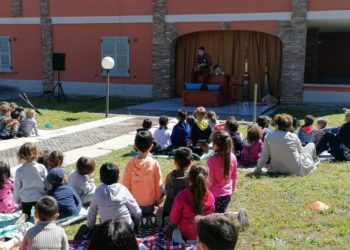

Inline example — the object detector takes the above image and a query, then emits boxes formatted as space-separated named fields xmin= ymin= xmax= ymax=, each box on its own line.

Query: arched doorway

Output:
xmin=175 ymin=30 xmax=283 ymax=101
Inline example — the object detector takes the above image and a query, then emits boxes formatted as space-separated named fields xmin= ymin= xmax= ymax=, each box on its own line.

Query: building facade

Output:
xmin=0 ymin=0 xmax=350 ymax=104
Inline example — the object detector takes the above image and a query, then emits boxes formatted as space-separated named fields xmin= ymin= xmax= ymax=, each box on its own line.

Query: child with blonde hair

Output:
xmin=14 ymin=143 xmax=47 ymax=220
xmin=19 ymin=109 xmax=38 ymax=137
xmin=191 ymin=107 xmax=212 ymax=153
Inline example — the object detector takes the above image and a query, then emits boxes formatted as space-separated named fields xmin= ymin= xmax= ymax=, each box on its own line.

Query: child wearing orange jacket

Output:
xmin=123 ymin=130 xmax=163 ymax=215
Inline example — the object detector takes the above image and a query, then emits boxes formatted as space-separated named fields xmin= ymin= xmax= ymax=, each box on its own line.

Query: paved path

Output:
xmin=0 ymin=116 xmax=158 ymax=167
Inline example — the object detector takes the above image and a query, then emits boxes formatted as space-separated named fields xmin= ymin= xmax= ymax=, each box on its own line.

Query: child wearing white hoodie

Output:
xmin=87 ymin=163 xmax=142 ymax=230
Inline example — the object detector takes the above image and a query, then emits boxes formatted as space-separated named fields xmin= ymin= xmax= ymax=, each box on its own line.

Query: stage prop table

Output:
xmin=182 ymin=75 xmax=238 ymax=107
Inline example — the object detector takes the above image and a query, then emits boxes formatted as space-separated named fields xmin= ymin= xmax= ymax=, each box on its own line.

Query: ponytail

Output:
xmin=211 ymin=131 xmax=233 ymax=179
xmin=189 ymin=164 xmax=209 ymax=214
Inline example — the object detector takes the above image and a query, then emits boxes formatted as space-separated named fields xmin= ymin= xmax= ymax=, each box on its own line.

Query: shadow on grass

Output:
xmin=245 ymin=172 xmax=291 ymax=179
xmin=10 ymin=94 xmax=144 ymax=114
xmin=64 ymin=118 xmax=79 ymax=122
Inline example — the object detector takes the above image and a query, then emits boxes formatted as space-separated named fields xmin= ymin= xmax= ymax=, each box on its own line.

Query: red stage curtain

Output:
xmin=175 ymin=31 xmax=282 ymax=100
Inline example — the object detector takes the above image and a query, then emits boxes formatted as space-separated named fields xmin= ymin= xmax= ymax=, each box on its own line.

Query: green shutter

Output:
xmin=0 ymin=37 xmax=12 ymax=73
xmin=101 ymin=36 xmax=129 ymax=77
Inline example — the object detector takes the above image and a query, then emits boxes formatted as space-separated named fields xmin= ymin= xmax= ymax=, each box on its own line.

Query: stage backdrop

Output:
xmin=176 ymin=30 xmax=282 ymax=100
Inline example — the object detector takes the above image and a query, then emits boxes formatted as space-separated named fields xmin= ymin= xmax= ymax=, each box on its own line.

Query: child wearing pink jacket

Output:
xmin=207 ymin=131 xmax=238 ymax=213
xmin=0 ymin=161 xmax=18 ymax=214
xmin=239 ymin=125 xmax=264 ymax=166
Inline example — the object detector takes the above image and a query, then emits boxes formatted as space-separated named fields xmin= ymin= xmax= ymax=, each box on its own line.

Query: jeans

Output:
xmin=316 ymin=133 xmax=347 ymax=161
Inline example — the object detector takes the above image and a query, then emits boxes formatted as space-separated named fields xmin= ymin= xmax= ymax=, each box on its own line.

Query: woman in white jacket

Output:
xmin=254 ymin=114 xmax=318 ymax=176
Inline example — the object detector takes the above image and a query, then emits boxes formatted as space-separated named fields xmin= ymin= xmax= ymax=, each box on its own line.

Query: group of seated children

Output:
xmin=0 ymin=101 xmax=38 ymax=140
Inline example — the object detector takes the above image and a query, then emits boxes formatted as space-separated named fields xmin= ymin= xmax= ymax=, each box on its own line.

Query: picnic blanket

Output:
xmin=0 ymin=211 xmax=23 ymax=228
xmin=56 ymin=207 xmax=89 ymax=227
xmin=68 ymin=231 xmax=197 ymax=250
xmin=0 ymin=223 xmax=33 ymax=240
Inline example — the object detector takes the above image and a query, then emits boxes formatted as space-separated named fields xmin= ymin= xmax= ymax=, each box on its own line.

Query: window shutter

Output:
xmin=101 ymin=36 xmax=129 ymax=77
xmin=0 ymin=37 xmax=12 ymax=73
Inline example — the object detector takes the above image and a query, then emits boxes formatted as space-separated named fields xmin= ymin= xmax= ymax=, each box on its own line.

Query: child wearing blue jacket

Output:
xmin=170 ymin=109 xmax=191 ymax=147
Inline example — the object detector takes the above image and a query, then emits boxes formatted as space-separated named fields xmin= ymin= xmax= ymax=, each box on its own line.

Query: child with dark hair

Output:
xmin=208 ymin=131 xmax=237 ymax=213
xmin=37 ymin=149 xmax=51 ymax=169
xmin=87 ymin=163 xmax=141 ymax=230
xmin=19 ymin=196 xmax=69 ymax=250
xmin=196 ymin=213 xmax=239 ymax=250
xmin=239 ymin=125 xmax=264 ymax=166
xmin=170 ymin=164 xmax=215 ymax=242
xmin=0 ymin=110 xmax=22 ymax=139
xmin=186 ymin=115 xmax=196 ymax=128
xmin=14 ymin=143 xmax=47 ymax=220
xmin=191 ymin=107 xmax=212 ymax=153
xmin=68 ymin=157 xmax=96 ymax=206
xmin=0 ymin=102 xmax=11 ymax=134
xmin=171 ymin=109 xmax=191 ymax=147
xmin=123 ymin=131 xmax=163 ymax=216
xmin=47 ymin=168 xmax=81 ymax=219
xmin=137 ymin=119 xmax=153 ymax=133
xmin=298 ymin=115 xmax=316 ymax=145
xmin=225 ymin=117 xmax=243 ymax=159
xmin=0 ymin=161 xmax=18 ymax=214
xmin=48 ymin=150 xmax=64 ymax=170
xmin=291 ymin=116 xmax=300 ymax=133
xmin=163 ymin=147 xmax=192 ymax=218
xmin=257 ymin=115 xmax=272 ymax=140
xmin=153 ymin=116 xmax=171 ymax=149
xmin=88 ymin=220 xmax=140 ymax=250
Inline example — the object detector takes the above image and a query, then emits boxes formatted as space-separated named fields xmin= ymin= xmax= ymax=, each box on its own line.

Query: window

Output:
xmin=101 ymin=36 xmax=130 ymax=77
xmin=0 ymin=36 xmax=12 ymax=73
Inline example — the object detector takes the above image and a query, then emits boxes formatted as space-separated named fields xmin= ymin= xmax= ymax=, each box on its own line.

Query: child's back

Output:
xmin=14 ymin=162 xmax=47 ymax=204
xmin=171 ymin=121 xmax=191 ymax=147
xmin=0 ymin=161 xmax=17 ymax=214
xmin=19 ymin=117 xmax=38 ymax=137
xmin=153 ymin=127 xmax=171 ymax=149
xmin=123 ymin=157 xmax=162 ymax=207
xmin=240 ymin=139 xmax=264 ymax=165
xmin=88 ymin=183 xmax=141 ymax=229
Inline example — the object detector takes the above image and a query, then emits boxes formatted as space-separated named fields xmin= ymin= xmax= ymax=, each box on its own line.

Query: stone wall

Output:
xmin=304 ymin=28 xmax=320 ymax=83
xmin=11 ymin=0 xmax=22 ymax=17
xmin=40 ymin=0 xmax=54 ymax=92
xmin=275 ymin=0 xmax=308 ymax=104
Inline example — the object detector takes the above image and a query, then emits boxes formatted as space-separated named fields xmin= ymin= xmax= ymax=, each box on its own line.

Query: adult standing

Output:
xmin=316 ymin=109 xmax=350 ymax=161
xmin=254 ymin=114 xmax=318 ymax=176
xmin=191 ymin=46 xmax=212 ymax=90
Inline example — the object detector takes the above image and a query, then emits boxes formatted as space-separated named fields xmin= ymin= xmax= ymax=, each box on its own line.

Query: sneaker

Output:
xmin=237 ymin=208 xmax=249 ymax=231
xmin=15 ymin=214 xmax=28 ymax=225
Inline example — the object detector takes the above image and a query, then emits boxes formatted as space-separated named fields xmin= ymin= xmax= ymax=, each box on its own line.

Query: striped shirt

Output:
xmin=19 ymin=221 xmax=68 ymax=250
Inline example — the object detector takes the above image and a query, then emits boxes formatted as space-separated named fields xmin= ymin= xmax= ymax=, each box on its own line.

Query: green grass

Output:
xmin=11 ymin=96 xmax=141 ymax=129
xmin=62 ymin=106 xmax=350 ymax=249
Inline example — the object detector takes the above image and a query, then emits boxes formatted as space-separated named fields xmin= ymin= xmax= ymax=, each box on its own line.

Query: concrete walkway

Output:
xmin=0 ymin=115 xmax=162 ymax=168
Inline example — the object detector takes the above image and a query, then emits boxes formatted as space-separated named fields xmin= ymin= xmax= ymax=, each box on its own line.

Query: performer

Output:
xmin=191 ymin=46 xmax=212 ymax=90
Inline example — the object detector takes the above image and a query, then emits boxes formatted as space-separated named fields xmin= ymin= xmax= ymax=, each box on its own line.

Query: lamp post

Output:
xmin=101 ymin=56 xmax=115 ymax=117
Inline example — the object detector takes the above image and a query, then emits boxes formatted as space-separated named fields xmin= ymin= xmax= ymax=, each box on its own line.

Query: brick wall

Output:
xmin=276 ymin=0 xmax=308 ymax=104
xmin=304 ymin=28 xmax=320 ymax=83
xmin=40 ymin=0 xmax=54 ymax=92
xmin=11 ymin=0 xmax=22 ymax=17
xmin=152 ymin=0 xmax=178 ymax=100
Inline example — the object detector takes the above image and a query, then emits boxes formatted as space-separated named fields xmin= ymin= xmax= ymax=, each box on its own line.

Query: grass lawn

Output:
xmin=10 ymin=95 xmax=141 ymax=129
xmin=62 ymin=106 xmax=349 ymax=249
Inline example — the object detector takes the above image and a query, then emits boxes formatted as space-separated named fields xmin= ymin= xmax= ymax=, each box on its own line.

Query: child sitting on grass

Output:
xmin=239 ymin=125 xmax=264 ymax=166
xmin=171 ymin=109 xmax=191 ymax=147
xmin=0 ymin=161 xmax=18 ymax=214
xmin=153 ymin=116 xmax=171 ymax=150
xmin=196 ymin=213 xmax=239 ymax=250
xmin=257 ymin=115 xmax=273 ymax=140
xmin=123 ymin=131 xmax=163 ymax=215
xmin=313 ymin=117 xmax=328 ymax=144
xmin=208 ymin=131 xmax=237 ymax=213
xmin=163 ymin=147 xmax=192 ymax=219
xmin=19 ymin=196 xmax=69 ymax=250
xmin=207 ymin=111 xmax=219 ymax=131
xmin=48 ymin=150 xmax=64 ymax=171
xmin=170 ymin=164 xmax=215 ymax=242
xmin=88 ymin=163 xmax=141 ymax=230
xmin=88 ymin=220 xmax=141 ymax=250
xmin=191 ymin=107 xmax=212 ymax=153
xmin=19 ymin=109 xmax=38 ymax=137
xmin=14 ymin=143 xmax=47 ymax=220
xmin=225 ymin=117 xmax=243 ymax=159
xmin=298 ymin=115 xmax=316 ymax=145
xmin=47 ymin=168 xmax=81 ymax=219
xmin=68 ymin=157 xmax=96 ymax=206
xmin=137 ymin=118 xmax=153 ymax=133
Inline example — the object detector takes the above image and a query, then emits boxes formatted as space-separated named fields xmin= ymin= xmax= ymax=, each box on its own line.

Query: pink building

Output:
xmin=1 ymin=0 xmax=350 ymax=104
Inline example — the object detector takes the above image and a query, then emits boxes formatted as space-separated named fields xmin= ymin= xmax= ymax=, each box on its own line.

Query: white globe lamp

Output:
xmin=101 ymin=56 xmax=115 ymax=117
